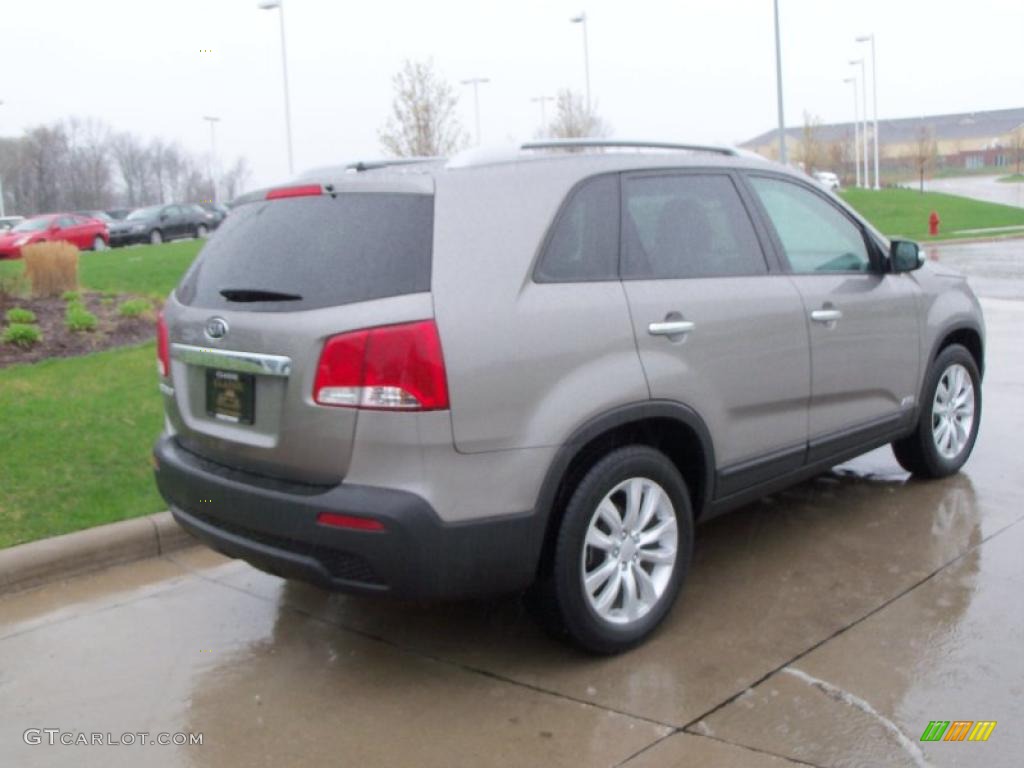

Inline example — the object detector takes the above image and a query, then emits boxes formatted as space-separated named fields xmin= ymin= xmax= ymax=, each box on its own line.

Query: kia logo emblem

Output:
xmin=205 ymin=317 xmax=229 ymax=340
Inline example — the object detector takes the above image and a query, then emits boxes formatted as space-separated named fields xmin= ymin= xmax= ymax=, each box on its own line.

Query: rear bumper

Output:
xmin=153 ymin=435 xmax=542 ymax=599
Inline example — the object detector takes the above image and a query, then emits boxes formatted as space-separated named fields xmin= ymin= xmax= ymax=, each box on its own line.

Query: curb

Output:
xmin=0 ymin=512 xmax=195 ymax=597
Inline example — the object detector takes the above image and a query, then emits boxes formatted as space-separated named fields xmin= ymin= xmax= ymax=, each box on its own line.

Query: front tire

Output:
xmin=92 ymin=236 xmax=106 ymax=251
xmin=196 ymin=224 xmax=208 ymax=238
xmin=535 ymin=446 xmax=694 ymax=654
xmin=149 ymin=229 xmax=163 ymax=245
xmin=892 ymin=344 xmax=981 ymax=478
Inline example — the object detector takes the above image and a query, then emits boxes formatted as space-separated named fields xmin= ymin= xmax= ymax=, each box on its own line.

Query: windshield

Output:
xmin=176 ymin=193 xmax=433 ymax=312
xmin=127 ymin=205 xmax=162 ymax=220
xmin=12 ymin=217 xmax=52 ymax=233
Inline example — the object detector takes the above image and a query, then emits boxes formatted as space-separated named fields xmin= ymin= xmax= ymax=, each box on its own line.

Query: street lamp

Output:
xmin=257 ymin=0 xmax=294 ymax=175
xmin=460 ymin=77 xmax=490 ymax=146
xmin=202 ymin=116 xmax=220 ymax=203
xmin=531 ymin=95 xmax=554 ymax=134
xmin=843 ymin=78 xmax=861 ymax=188
xmin=0 ymin=100 xmax=5 ymax=216
xmin=772 ymin=0 xmax=787 ymax=164
xmin=569 ymin=12 xmax=591 ymax=114
xmin=856 ymin=34 xmax=880 ymax=189
xmin=850 ymin=58 xmax=869 ymax=188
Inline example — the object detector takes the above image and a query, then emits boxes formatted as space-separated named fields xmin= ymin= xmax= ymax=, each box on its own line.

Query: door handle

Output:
xmin=648 ymin=320 xmax=696 ymax=337
xmin=810 ymin=309 xmax=843 ymax=324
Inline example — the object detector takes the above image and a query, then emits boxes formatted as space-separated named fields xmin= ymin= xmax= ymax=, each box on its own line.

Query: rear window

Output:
xmin=176 ymin=193 xmax=433 ymax=312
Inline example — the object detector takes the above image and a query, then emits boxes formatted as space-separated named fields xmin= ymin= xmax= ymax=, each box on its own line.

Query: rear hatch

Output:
xmin=161 ymin=176 xmax=435 ymax=485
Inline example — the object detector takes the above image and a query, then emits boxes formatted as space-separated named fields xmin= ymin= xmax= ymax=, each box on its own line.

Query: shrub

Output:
xmin=66 ymin=305 xmax=98 ymax=332
xmin=22 ymin=242 xmax=79 ymax=298
xmin=61 ymin=290 xmax=81 ymax=302
xmin=3 ymin=323 xmax=42 ymax=348
xmin=5 ymin=307 xmax=37 ymax=324
xmin=118 ymin=298 xmax=152 ymax=318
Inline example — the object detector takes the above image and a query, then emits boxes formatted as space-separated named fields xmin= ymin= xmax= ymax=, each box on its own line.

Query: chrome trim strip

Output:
xmin=170 ymin=343 xmax=292 ymax=377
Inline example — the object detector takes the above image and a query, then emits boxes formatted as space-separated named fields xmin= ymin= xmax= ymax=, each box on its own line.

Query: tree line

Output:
xmin=0 ymin=118 xmax=249 ymax=216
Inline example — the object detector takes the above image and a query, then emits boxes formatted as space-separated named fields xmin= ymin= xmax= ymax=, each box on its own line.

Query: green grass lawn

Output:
xmin=997 ymin=174 xmax=1024 ymax=183
xmin=0 ymin=343 xmax=165 ymax=548
xmin=0 ymin=239 xmax=202 ymax=298
xmin=840 ymin=188 xmax=1024 ymax=240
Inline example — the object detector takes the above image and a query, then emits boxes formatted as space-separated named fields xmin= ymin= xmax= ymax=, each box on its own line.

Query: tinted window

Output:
xmin=535 ymin=174 xmax=619 ymax=282
xmin=177 ymin=193 xmax=433 ymax=312
xmin=623 ymin=174 xmax=766 ymax=279
xmin=749 ymin=176 xmax=870 ymax=273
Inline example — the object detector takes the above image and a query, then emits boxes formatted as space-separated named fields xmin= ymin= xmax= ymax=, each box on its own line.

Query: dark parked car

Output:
xmin=120 ymin=203 xmax=212 ymax=246
xmin=107 ymin=208 xmax=132 ymax=220
xmin=197 ymin=202 xmax=230 ymax=229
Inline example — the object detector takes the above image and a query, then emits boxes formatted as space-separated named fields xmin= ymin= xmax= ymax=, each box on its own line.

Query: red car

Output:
xmin=0 ymin=213 xmax=109 ymax=259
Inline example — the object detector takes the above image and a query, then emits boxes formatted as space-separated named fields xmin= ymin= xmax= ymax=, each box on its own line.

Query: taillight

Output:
xmin=313 ymin=320 xmax=449 ymax=410
xmin=265 ymin=184 xmax=321 ymax=200
xmin=156 ymin=311 xmax=170 ymax=378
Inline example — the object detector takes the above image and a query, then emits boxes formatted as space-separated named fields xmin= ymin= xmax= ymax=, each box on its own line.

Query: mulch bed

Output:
xmin=0 ymin=292 xmax=159 ymax=368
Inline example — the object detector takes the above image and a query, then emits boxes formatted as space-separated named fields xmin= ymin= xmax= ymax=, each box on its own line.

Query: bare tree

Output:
xmin=545 ymin=89 xmax=610 ymax=139
xmin=797 ymin=112 xmax=824 ymax=174
xmin=379 ymin=59 xmax=467 ymax=157
xmin=220 ymin=157 xmax=251 ymax=201
xmin=913 ymin=126 xmax=937 ymax=193
xmin=64 ymin=118 xmax=113 ymax=209
xmin=1008 ymin=125 xmax=1024 ymax=175
xmin=111 ymin=133 xmax=150 ymax=207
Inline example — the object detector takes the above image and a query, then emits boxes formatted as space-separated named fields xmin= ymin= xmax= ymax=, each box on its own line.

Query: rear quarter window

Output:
xmin=534 ymin=174 xmax=620 ymax=283
xmin=176 ymin=193 xmax=433 ymax=312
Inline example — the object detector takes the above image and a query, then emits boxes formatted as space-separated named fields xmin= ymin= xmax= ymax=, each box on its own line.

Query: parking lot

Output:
xmin=2 ymin=268 xmax=1023 ymax=767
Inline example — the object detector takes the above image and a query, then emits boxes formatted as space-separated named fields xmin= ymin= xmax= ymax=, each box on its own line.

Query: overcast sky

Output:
xmin=4 ymin=0 xmax=1021 ymax=189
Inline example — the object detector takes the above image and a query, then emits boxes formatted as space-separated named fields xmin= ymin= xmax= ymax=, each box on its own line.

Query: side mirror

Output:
xmin=159 ymin=213 xmax=169 ymax=221
xmin=890 ymin=239 xmax=923 ymax=273
xmin=49 ymin=222 xmax=61 ymax=232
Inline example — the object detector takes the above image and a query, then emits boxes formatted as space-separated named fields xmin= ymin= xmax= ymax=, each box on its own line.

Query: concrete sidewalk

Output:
xmin=1 ymin=298 xmax=1021 ymax=768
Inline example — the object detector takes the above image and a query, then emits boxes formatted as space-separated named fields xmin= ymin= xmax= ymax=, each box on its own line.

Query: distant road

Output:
xmin=921 ymin=175 xmax=1024 ymax=209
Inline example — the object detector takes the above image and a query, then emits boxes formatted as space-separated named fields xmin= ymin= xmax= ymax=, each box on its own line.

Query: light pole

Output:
xmin=772 ymin=0 xmax=787 ymax=164
xmin=461 ymin=77 xmax=490 ymax=146
xmin=843 ymin=78 xmax=861 ymax=188
xmin=857 ymin=34 xmax=880 ymax=188
xmin=531 ymin=95 xmax=554 ymax=134
xmin=202 ymin=116 xmax=220 ymax=203
xmin=0 ymin=100 xmax=5 ymax=216
xmin=850 ymin=58 xmax=869 ymax=188
xmin=570 ymin=12 xmax=591 ymax=114
xmin=257 ymin=0 xmax=294 ymax=175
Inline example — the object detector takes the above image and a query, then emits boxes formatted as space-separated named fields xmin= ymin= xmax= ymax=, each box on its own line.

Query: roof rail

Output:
xmin=345 ymin=157 xmax=442 ymax=172
xmin=520 ymin=138 xmax=738 ymax=156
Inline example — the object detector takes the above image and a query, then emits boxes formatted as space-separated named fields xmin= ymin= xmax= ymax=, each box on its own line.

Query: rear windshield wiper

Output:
xmin=220 ymin=289 xmax=303 ymax=303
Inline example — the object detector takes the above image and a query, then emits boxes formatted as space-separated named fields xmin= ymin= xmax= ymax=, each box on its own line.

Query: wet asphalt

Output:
xmin=2 ymin=248 xmax=1023 ymax=767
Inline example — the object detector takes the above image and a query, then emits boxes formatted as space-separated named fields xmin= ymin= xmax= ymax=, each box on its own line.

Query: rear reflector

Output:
xmin=316 ymin=512 xmax=386 ymax=532
xmin=314 ymin=320 xmax=449 ymax=410
xmin=265 ymin=184 xmax=322 ymax=200
xmin=156 ymin=311 xmax=170 ymax=378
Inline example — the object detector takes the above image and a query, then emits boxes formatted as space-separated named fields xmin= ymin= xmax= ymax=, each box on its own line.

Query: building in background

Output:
xmin=742 ymin=106 xmax=1024 ymax=184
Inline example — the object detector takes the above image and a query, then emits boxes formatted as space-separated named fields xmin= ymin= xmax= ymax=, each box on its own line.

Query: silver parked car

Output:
xmin=153 ymin=140 xmax=984 ymax=653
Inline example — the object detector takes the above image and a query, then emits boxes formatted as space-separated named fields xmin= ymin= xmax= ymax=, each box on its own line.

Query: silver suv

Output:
xmin=154 ymin=140 xmax=984 ymax=653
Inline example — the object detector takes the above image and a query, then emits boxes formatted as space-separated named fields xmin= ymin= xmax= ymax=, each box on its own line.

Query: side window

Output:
xmin=622 ymin=174 xmax=766 ymax=279
xmin=535 ymin=174 xmax=619 ymax=282
xmin=57 ymin=216 xmax=76 ymax=228
xmin=749 ymin=176 xmax=871 ymax=273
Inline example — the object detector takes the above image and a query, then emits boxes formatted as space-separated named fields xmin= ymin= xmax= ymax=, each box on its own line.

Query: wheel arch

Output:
xmin=531 ymin=401 xmax=715 ymax=578
xmin=931 ymin=324 xmax=984 ymax=379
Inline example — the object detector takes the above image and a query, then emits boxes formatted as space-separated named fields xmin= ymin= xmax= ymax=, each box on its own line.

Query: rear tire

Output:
xmin=892 ymin=344 xmax=981 ymax=478
xmin=92 ymin=236 xmax=106 ymax=251
xmin=150 ymin=229 xmax=163 ymax=245
xmin=196 ymin=224 xmax=208 ymax=238
xmin=532 ymin=446 xmax=694 ymax=654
